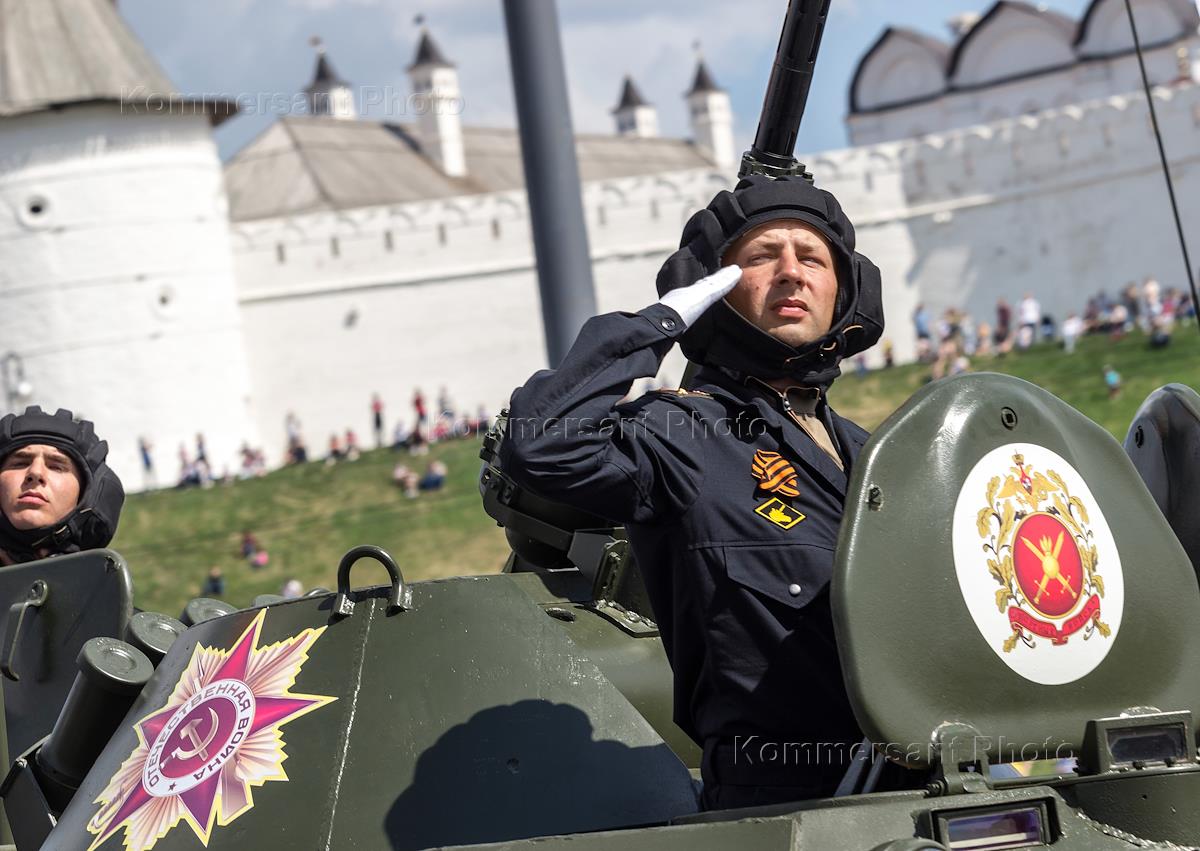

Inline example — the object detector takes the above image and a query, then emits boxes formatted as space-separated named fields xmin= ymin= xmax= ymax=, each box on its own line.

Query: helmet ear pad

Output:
xmin=656 ymin=175 xmax=885 ymax=382
xmin=0 ymin=406 xmax=125 ymax=562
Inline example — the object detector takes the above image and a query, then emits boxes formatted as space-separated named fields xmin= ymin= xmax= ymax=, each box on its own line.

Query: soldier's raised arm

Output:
xmin=500 ymin=266 xmax=741 ymax=525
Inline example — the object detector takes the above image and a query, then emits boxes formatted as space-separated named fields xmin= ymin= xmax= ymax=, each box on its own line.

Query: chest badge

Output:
xmin=751 ymin=450 xmax=800 ymax=498
xmin=755 ymin=497 xmax=806 ymax=530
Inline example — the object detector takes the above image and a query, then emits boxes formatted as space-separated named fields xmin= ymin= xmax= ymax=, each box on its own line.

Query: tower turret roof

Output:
xmin=0 ymin=0 xmax=236 ymax=124
xmin=686 ymin=60 xmax=723 ymax=96
xmin=613 ymin=76 xmax=650 ymax=112
xmin=310 ymin=50 xmax=349 ymax=88
xmin=408 ymin=29 xmax=455 ymax=71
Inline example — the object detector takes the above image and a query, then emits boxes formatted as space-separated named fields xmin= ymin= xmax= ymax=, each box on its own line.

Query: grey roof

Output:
xmin=686 ymin=60 xmax=723 ymax=96
xmin=1076 ymin=0 xmax=1200 ymax=48
xmin=0 ymin=0 xmax=235 ymax=124
xmin=408 ymin=29 xmax=454 ymax=70
xmin=850 ymin=0 xmax=1199 ymax=115
xmin=614 ymin=75 xmax=650 ymax=112
xmin=223 ymin=115 xmax=715 ymax=222
xmin=948 ymin=1 xmax=1078 ymax=78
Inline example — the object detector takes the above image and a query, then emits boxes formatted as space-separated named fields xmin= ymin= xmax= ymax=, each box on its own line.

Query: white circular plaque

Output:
xmin=951 ymin=443 xmax=1123 ymax=685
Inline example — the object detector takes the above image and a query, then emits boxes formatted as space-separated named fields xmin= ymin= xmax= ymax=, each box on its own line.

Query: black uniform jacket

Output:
xmin=502 ymin=304 xmax=867 ymax=776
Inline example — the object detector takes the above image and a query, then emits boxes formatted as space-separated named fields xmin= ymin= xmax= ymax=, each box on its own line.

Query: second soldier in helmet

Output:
xmin=0 ymin=407 xmax=124 ymax=566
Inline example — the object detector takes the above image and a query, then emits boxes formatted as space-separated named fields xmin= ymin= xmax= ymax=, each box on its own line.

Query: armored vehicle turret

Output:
xmin=2 ymin=373 xmax=1200 ymax=850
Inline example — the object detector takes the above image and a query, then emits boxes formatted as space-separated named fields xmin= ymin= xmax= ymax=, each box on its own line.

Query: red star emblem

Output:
xmin=87 ymin=610 xmax=334 ymax=851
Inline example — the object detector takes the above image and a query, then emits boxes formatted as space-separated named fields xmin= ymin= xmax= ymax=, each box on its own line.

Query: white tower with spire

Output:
xmin=0 ymin=0 xmax=257 ymax=487
xmin=612 ymin=76 xmax=658 ymax=137
xmin=686 ymin=57 xmax=735 ymax=170
xmin=305 ymin=39 xmax=358 ymax=120
xmin=407 ymin=26 xmax=466 ymax=177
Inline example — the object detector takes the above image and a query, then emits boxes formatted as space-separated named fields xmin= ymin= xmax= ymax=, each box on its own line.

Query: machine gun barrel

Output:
xmin=739 ymin=0 xmax=832 ymax=180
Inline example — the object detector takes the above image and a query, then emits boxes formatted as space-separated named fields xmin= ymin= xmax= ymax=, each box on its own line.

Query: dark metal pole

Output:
xmin=739 ymin=0 xmax=833 ymax=181
xmin=1123 ymin=0 xmax=1199 ymax=332
xmin=502 ymin=0 xmax=598 ymax=367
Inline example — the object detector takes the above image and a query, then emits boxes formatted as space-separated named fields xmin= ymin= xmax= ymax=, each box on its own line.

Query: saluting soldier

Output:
xmin=502 ymin=175 xmax=884 ymax=810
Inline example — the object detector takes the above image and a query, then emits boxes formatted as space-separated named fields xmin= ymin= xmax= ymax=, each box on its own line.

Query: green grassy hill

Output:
xmin=113 ymin=439 xmax=510 ymax=615
xmin=830 ymin=325 xmax=1200 ymax=438
xmin=114 ymin=325 xmax=1200 ymax=616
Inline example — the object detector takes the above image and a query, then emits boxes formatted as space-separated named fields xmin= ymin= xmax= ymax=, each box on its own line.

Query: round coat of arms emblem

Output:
xmin=952 ymin=443 xmax=1124 ymax=685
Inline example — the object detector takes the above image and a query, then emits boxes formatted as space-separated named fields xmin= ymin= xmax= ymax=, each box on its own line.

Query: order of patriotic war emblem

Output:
xmin=952 ymin=444 xmax=1124 ymax=685
xmin=86 ymin=610 xmax=335 ymax=851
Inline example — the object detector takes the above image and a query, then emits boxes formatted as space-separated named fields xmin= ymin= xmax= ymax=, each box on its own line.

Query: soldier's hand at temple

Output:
xmin=657 ymin=265 xmax=741 ymax=328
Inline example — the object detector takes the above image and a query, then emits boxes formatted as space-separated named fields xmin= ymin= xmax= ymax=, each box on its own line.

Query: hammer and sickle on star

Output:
xmin=1020 ymin=531 xmax=1076 ymax=604
xmin=172 ymin=707 xmax=220 ymax=762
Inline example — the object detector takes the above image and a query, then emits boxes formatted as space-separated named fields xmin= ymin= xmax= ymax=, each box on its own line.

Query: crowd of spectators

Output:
xmin=136 ymin=386 xmax=491 ymax=491
xmin=904 ymin=276 xmax=1194 ymax=385
xmin=172 ymin=387 xmax=489 ymax=604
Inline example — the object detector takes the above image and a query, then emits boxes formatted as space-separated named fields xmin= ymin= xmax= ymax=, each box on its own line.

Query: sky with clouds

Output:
xmin=117 ymin=0 xmax=1095 ymax=162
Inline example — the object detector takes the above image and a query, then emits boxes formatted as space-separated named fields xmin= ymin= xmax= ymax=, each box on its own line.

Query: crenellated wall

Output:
xmin=230 ymin=169 xmax=733 ymax=458
xmin=822 ymin=81 xmax=1200 ymax=364
xmin=229 ymin=81 xmax=1200 ymax=454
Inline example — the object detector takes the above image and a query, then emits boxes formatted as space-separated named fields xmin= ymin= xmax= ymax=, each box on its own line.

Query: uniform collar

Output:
xmin=690 ymin=366 xmax=853 ymax=496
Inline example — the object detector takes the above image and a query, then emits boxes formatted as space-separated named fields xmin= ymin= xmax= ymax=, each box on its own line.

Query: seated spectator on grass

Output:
xmin=1061 ymin=313 xmax=1084 ymax=355
xmin=393 ymin=462 xmax=418 ymax=498
xmin=326 ymin=434 xmax=344 ymax=466
xmin=1104 ymin=365 xmax=1122 ymax=399
xmin=202 ymin=566 xmax=225 ymax=597
xmin=391 ymin=420 xmax=410 ymax=450
xmin=409 ymin=426 xmax=429 ymax=456
xmin=240 ymin=530 xmax=259 ymax=560
xmin=418 ymin=460 xmax=448 ymax=492
xmin=1149 ymin=316 xmax=1172 ymax=349
xmin=0 ymin=407 xmax=124 ymax=566
xmin=238 ymin=443 xmax=267 ymax=478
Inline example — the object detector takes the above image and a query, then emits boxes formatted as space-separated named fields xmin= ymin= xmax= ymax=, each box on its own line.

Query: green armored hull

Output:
xmin=3 ymin=372 xmax=1200 ymax=851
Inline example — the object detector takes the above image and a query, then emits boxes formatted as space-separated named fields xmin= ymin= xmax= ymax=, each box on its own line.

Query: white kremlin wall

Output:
xmin=0 ymin=105 xmax=257 ymax=485
xmin=231 ymin=171 xmax=730 ymax=457
xmin=825 ymin=82 xmax=1200 ymax=365
xmin=231 ymin=81 xmax=1200 ymax=461
xmin=3 ymin=1 xmax=1197 ymax=491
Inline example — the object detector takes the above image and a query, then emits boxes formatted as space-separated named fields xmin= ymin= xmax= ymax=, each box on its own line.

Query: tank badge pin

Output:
xmin=751 ymin=450 xmax=801 ymax=498
xmin=953 ymin=444 xmax=1124 ymax=685
xmin=86 ymin=609 xmax=335 ymax=851
xmin=755 ymin=497 xmax=805 ymax=529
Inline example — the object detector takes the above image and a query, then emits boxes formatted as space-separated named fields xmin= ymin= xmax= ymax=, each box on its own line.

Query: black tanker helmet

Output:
xmin=655 ymin=174 xmax=884 ymax=387
xmin=0 ymin=407 xmax=125 ymax=563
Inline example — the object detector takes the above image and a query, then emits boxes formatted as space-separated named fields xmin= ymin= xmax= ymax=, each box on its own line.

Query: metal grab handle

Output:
xmin=332 ymin=545 xmax=412 ymax=619
xmin=1 ymin=580 xmax=49 ymax=681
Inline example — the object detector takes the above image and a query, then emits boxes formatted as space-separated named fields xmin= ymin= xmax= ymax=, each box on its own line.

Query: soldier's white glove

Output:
xmin=656 ymin=265 xmax=742 ymax=328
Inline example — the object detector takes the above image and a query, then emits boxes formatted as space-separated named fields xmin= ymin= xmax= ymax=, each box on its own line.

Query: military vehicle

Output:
xmin=2 ymin=0 xmax=1200 ymax=849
